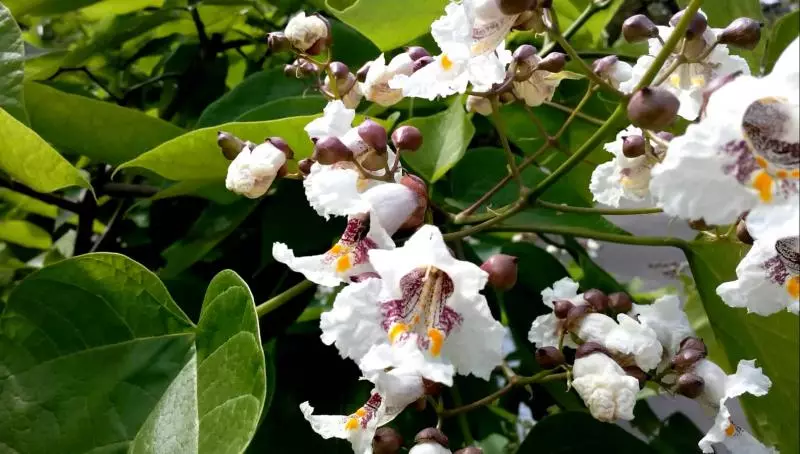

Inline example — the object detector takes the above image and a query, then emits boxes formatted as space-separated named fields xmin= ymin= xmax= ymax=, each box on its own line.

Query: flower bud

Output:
xmin=284 ymin=12 xmax=329 ymax=53
xmin=607 ymin=292 xmax=633 ymax=314
xmin=400 ymin=174 xmax=428 ymax=231
xmin=217 ymin=131 xmax=247 ymax=160
xmin=621 ymin=135 xmax=647 ymax=158
xmin=676 ymin=372 xmax=705 ymax=398
xmin=679 ymin=337 xmax=707 ymax=356
xmin=670 ymin=10 xmax=708 ymax=40
xmin=624 ymin=366 xmax=648 ymax=388
xmin=267 ymin=32 xmax=292 ymax=53
xmin=283 ymin=64 xmax=299 ymax=78
xmin=266 ymin=137 xmax=294 ymax=159
xmin=412 ymin=56 xmax=434 ymax=72
xmin=575 ymin=341 xmax=610 ymax=360
xmin=391 ymin=125 xmax=423 ymax=152
xmin=497 ymin=0 xmax=536 ymax=15
xmin=671 ymin=348 xmax=705 ymax=371
xmin=553 ymin=299 xmax=574 ymax=319
xmin=566 ymin=304 xmax=594 ymax=329
xmin=513 ymin=44 xmax=537 ymax=64
xmin=622 ymin=14 xmax=658 ymax=43
xmin=328 ymin=61 xmax=351 ymax=82
xmin=373 ymin=427 xmax=404 ymax=454
xmin=466 ymin=95 xmax=493 ymax=116
xmin=718 ymin=18 xmax=762 ymax=50
xmin=536 ymin=346 xmax=565 ymax=368
xmin=688 ymin=218 xmax=709 ymax=231
xmin=313 ymin=136 xmax=353 ymax=164
xmin=592 ymin=55 xmax=618 ymax=75
xmin=480 ymin=254 xmax=519 ymax=291
xmin=298 ymin=158 xmax=315 ymax=175
xmin=736 ymin=220 xmax=754 ymax=245
xmin=455 ymin=448 xmax=483 ymax=454
xmin=414 ymin=428 xmax=449 ymax=448
xmin=406 ymin=46 xmax=431 ymax=61
xmin=583 ymin=289 xmax=609 ymax=312
xmin=627 ymin=87 xmax=680 ymax=130
xmin=356 ymin=62 xmax=371 ymax=82
xmin=358 ymin=119 xmax=388 ymax=153
xmin=536 ymin=52 xmax=567 ymax=73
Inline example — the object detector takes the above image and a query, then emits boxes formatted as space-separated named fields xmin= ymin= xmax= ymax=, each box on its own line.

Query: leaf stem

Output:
xmin=0 ymin=178 xmax=84 ymax=213
xmin=539 ymin=1 xmax=609 ymax=56
xmin=484 ymin=224 xmax=689 ymax=250
xmin=535 ymin=200 xmax=662 ymax=215
xmin=543 ymin=100 xmax=605 ymax=126
xmin=490 ymin=96 xmax=524 ymax=194
xmin=255 ymin=279 xmax=315 ymax=317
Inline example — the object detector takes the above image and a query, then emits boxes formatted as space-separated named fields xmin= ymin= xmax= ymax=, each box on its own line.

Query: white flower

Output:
xmin=590 ymin=126 xmax=665 ymax=208
xmin=305 ymin=100 xmax=354 ymax=140
xmin=604 ymin=314 xmax=663 ymax=371
xmin=341 ymin=82 xmax=364 ymax=110
xmin=632 ymin=294 xmax=694 ymax=357
xmin=598 ymin=58 xmax=633 ymax=89
xmin=274 ymin=183 xmax=418 ymax=286
xmin=362 ymin=53 xmax=415 ymax=106
xmin=527 ymin=277 xmax=586 ymax=349
xmin=511 ymin=56 xmax=579 ymax=107
xmin=409 ymin=442 xmax=452 ymax=454
xmin=619 ymin=11 xmax=750 ymax=120
xmin=649 ymin=38 xmax=799 ymax=224
xmin=466 ymin=95 xmax=493 ymax=116
xmin=693 ymin=359 xmax=772 ymax=453
xmin=571 ymin=353 xmax=639 ymax=422
xmin=284 ymin=12 xmax=328 ymax=52
xmin=225 ymin=141 xmax=286 ymax=198
xmin=717 ymin=200 xmax=800 ymax=315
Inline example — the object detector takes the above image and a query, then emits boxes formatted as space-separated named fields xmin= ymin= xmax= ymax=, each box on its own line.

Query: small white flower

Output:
xmin=717 ymin=200 xmax=800 ymax=315
xmin=604 ymin=314 xmax=663 ymax=371
xmin=341 ymin=82 xmax=364 ymax=110
xmin=619 ymin=11 xmax=751 ymax=120
xmin=511 ymin=56 xmax=579 ymax=107
xmin=571 ymin=352 xmax=639 ymax=422
xmin=598 ymin=58 xmax=633 ymax=89
xmin=649 ymin=38 xmax=799 ymax=225
xmin=527 ymin=277 xmax=586 ymax=349
xmin=225 ymin=141 xmax=286 ymax=198
xmin=284 ymin=12 xmax=328 ymax=52
xmin=362 ymin=53 xmax=415 ymax=106
xmin=466 ymin=95 xmax=493 ymax=116
xmin=305 ymin=100 xmax=355 ymax=140
xmin=632 ymin=294 xmax=694 ymax=357
xmin=409 ymin=442 xmax=452 ymax=454
xmin=590 ymin=126 xmax=665 ymax=208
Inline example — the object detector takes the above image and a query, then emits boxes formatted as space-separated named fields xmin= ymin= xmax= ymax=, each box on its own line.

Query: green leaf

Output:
xmin=0 ymin=107 xmax=90 ymax=193
xmin=685 ymin=240 xmax=799 ymax=453
xmin=195 ymin=69 xmax=308 ymax=128
xmin=0 ymin=2 xmax=28 ymax=124
xmin=650 ymin=412 xmax=703 ymax=454
xmin=0 ymin=253 xmax=266 ymax=453
xmin=326 ymin=0 xmax=448 ymax=51
xmin=24 ymin=83 xmax=184 ymax=165
xmin=0 ymin=188 xmax=106 ymax=233
xmin=400 ymin=101 xmax=475 ymax=183
xmin=518 ymin=412 xmax=658 ymax=453
xmin=235 ymin=96 xmax=328 ymax=122
xmin=764 ymin=10 xmax=799 ymax=73
xmin=0 ymin=219 xmax=51 ymax=249
xmin=2 ymin=0 xmax=101 ymax=16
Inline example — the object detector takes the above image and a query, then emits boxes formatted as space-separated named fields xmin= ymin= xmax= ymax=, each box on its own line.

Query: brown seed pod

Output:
xmin=357 ymin=119 xmax=388 ymax=153
xmin=406 ymin=46 xmax=431 ymax=61
xmin=217 ymin=131 xmax=247 ymax=160
xmin=266 ymin=137 xmax=294 ymax=159
xmin=575 ymin=341 xmax=611 ymax=360
xmin=566 ymin=304 xmax=594 ymax=329
xmin=373 ymin=427 xmax=404 ymax=454
xmin=670 ymin=10 xmax=708 ymax=40
xmin=297 ymin=158 xmax=315 ymax=175
xmin=497 ymin=0 xmax=537 ymax=15
xmin=622 ymin=135 xmax=647 ymax=158
xmin=623 ymin=366 xmax=648 ymax=388
xmin=480 ymin=254 xmax=519 ymax=291
xmin=679 ymin=337 xmax=707 ymax=356
xmin=536 ymin=52 xmax=567 ymax=73
xmin=671 ymin=348 xmax=706 ymax=372
xmin=536 ymin=346 xmax=566 ymax=368
xmin=627 ymin=87 xmax=680 ymax=130
xmin=583 ymin=288 xmax=609 ymax=312
xmin=313 ymin=136 xmax=353 ymax=164
xmin=553 ymin=299 xmax=574 ymax=319
xmin=676 ymin=373 xmax=705 ymax=398
xmin=622 ymin=14 xmax=659 ymax=43
xmin=414 ymin=428 xmax=449 ymax=448
xmin=718 ymin=18 xmax=763 ymax=50
xmin=608 ymin=292 xmax=634 ymax=314
xmin=391 ymin=125 xmax=423 ymax=152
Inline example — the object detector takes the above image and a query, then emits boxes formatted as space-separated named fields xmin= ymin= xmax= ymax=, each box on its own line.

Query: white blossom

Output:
xmin=409 ymin=442 xmax=452 ymax=454
xmin=632 ymin=294 xmax=694 ymax=357
xmin=512 ymin=56 xmax=580 ymax=107
xmin=362 ymin=53 xmax=415 ymax=106
xmin=571 ymin=353 xmax=639 ymax=422
xmin=225 ymin=141 xmax=286 ymax=198
xmin=284 ymin=12 xmax=328 ymax=52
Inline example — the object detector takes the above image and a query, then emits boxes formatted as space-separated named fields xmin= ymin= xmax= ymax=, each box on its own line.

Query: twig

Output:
xmin=484 ymin=224 xmax=689 ymax=250
xmin=543 ymin=100 xmax=605 ymax=126
xmin=0 ymin=179 xmax=83 ymax=214
xmin=536 ymin=200 xmax=662 ymax=215
xmin=47 ymin=67 xmax=122 ymax=102
xmin=490 ymin=96 xmax=524 ymax=194
xmin=255 ymin=280 xmax=315 ymax=317
xmin=74 ymin=190 xmax=97 ymax=255
xmin=101 ymin=182 xmax=160 ymax=198
xmin=539 ymin=1 xmax=611 ymax=56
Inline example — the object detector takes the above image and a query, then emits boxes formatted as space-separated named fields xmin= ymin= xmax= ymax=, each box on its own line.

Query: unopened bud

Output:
xmin=266 ymin=137 xmax=294 ymax=159
xmin=313 ymin=136 xmax=353 ymax=164
xmin=736 ymin=220 xmax=754 ymax=245
xmin=298 ymin=158 xmax=315 ymax=175
xmin=536 ymin=52 xmax=567 ymax=73
xmin=670 ymin=10 xmax=708 ymax=40
xmin=283 ymin=64 xmax=298 ymax=78
xmin=406 ymin=46 xmax=431 ymax=61
xmin=566 ymin=304 xmax=594 ymax=329
xmin=575 ymin=341 xmax=610 ymax=360
xmin=553 ymin=299 xmax=574 ymax=319
xmin=622 ymin=135 xmax=647 ymax=158
xmin=679 ymin=337 xmax=707 ymax=356
xmin=676 ymin=373 xmax=705 ymax=398
xmin=466 ymin=95 xmax=493 ymax=116
xmin=624 ymin=366 xmax=648 ymax=388
xmin=391 ymin=125 xmax=423 ymax=152
xmin=513 ymin=44 xmax=537 ymax=64
xmin=627 ymin=87 xmax=680 ymax=130
xmin=217 ymin=131 xmax=247 ymax=160
xmin=358 ymin=119 xmax=388 ymax=153
xmin=607 ymin=292 xmax=633 ymax=314
xmin=329 ymin=61 xmax=351 ymax=82
xmin=400 ymin=174 xmax=428 ymax=231
xmin=412 ymin=56 xmax=434 ymax=72
xmin=592 ymin=55 xmax=619 ymax=75
xmin=583 ymin=289 xmax=609 ymax=312
xmin=481 ymin=254 xmax=519 ymax=291
xmin=356 ymin=62 xmax=371 ymax=82
xmin=267 ymin=32 xmax=292 ymax=53
xmin=414 ymin=428 xmax=449 ymax=448
xmin=455 ymin=448 xmax=484 ymax=454
xmin=539 ymin=0 xmax=552 ymax=8
xmin=497 ymin=0 xmax=536 ymax=16
xmin=719 ymin=18 xmax=762 ymax=50
xmin=536 ymin=346 xmax=565 ymax=368
xmin=622 ymin=14 xmax=658 ymax=43
xmin=671 ymin=348 xmax=705 ymax=371
xmin=373 ymin=427 xmax=403 ymax=454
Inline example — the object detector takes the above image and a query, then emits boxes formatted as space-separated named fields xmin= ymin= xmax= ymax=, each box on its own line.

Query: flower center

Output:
xmin=381 ymin=266 xmax=463 ymax=356
xmin=324 ymin=217 xmax=377 ymax=275
xmin=763 ymin=236 xmax=800 ymax=297
xmin=344 ymin=393 xmax=382 ymax=431
xmin=440 ymin=54 xmax=454 ymax=71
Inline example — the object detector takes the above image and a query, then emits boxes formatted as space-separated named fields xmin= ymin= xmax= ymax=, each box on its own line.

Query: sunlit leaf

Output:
xmin=0 ymin=219 xmax=51 ymax=249
xmin=0 ymin=2 xmax=28 ymax=124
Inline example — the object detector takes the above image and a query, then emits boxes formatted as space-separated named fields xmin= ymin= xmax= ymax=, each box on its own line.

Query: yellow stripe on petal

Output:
xmin=355 ymin=408 xmax=367 ymax=417
xmin=690 ymin=75 xmax=705 ymax=87
xmin=335 ymin=255 xmax=352 ymax=273
xmin=345 ymin=417 xmax=359 ymax=430
xmin=752 ymin=171 xmax=774 ymax=202
xmin=669 ymin=74 xmax=681 ymax=88
xmin=428 ymin=328 xmax=445 ymax=357
xmin=755 ymin=156 xmax=769 ymax=169
xmin=791 ymin=169 xmax=799 ymax=178
xmin=788 ymin=276 xmax=799 ymax=300
xmin=441 ymin=54 xmax=453 ymax=71
xmin=388 ymin=323 xmax=408 ymax=343
xmin=329 ymin=244 xmax=345 ymax=254
xmin=725 ymin=423 xmax=736 ymax=437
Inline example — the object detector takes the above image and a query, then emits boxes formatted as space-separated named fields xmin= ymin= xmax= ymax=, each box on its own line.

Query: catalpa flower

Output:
xmin=620 ymin=10 xmax=750 ymax=120
xmin=717 ymin=200 xmax=800 ymax=315
xmin=320 ymin=225 xmax=504 ymax=385
xmin=649 ymin=38 xmax=799 ymax=224
xmin=389 ymin=0 xmax=514 ymax=100
xmin=225 ymin=140 xmax=287 ymax=198
xmin=361 ymin=53 xmax=415 ymax=107
xmin=571 ymin=351 xmax=639 ymax=422
xmin=631 ymin=294 xmax=694 ymax=358
xmin=284 ymin=12 xmax=329 ymax=52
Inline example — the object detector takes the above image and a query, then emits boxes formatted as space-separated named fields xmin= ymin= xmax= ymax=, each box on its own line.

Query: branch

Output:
xmin=255 ymin=280 xmax=315 ymax=317
xmin=0 ymin=178 xmax=84 ymax=213
xmin=74 ymin=190 xmax=97 ymax=255
xmin=543 ymin=100 xmax=604 ymax=126
xmin=101 ymin=182 xmax=159 ymax=198
xmin=483 ymin=224 xmax=689 ymax=250
xmin=539 ymin=0 xmax=612 ymax=56
xmin=490 ymin=96 xmax=524 ymax=193
xmin=536 ymin=200 xmax=663 ymax=215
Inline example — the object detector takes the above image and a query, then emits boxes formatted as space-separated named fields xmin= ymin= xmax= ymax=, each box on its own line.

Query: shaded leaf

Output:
xmin=0 ymin=2 xmax=28 ymax=124
xmin=235 ymin=96 xmax=328 ymax=122
xmin=4 ymin=0 xmax=101 ymax=16
xmin=764 ymin=10 xmax=799 ymax=73
xmin=651 ymin=412 xmax=703 ymax=454
xmin=0 ymin=219 xmax=51 ymax=249
xmin=518 ymin=412 xmax=658 ymax=453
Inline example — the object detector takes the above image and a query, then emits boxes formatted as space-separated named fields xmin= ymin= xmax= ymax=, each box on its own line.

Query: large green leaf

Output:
xmin=3 ymin=0 xmax=101 ymax=16
xmin=0 ymin=219 xmax=51 ymax=249
xmin=517 ymin=412 xmax=657 ymax=453
xmin=400 ymin=101 xmax=475 ymax=183
xmin=235 ymin=96 xmax=328 ymax=122
xmin=24 ymin=83 xmax=184 ymax=165
xmin=0 ymin=188 xmax=106 ymax=233
xmin=764 ymin=10 xmax=799 ymax=73
xmin=685 ymin=240 xmax=799 ymax=453
xmin=0 ymin=253 xmax=267 ymax=453
xmin=326 ymin=0 xmax=448 ymax=51
xmin=0 ymin=107 xmax=89 ymax=193
xmin=0 ymin=2 xmax=28 ymax=125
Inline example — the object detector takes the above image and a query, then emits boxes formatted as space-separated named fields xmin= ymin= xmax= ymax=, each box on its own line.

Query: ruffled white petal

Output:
xmin=409 ymin=443 xmax=452 ymax=454
xmin=284 ymin=12 xmax=328 ymax=51
xmin=360 ymin=337 xmax=455 ymax=386
xmin=541 ymin=277 xmax=581 ymax=308
xmin=362 ymin=53 xmax=413 ymax=106
xmin=590 ymin=126 xmax=658 ymax=208
xmin=300 ymin=402 xmax=377 ymax=454
xmin=605 ymin=314 xmax=663 ymax=371
xmin=442 ymin=292 xmax=505 ymax=379
xmin=304 ymin=100 xmax=355 ymax=140
xmin=632 ymin=294 xmax=694 ymax=357
xmin=320 ymin=278 xmax=386 ymax=361
xmin=304 ymin=165 xmax=371 ymax=219
xmin=571 ymin=353 xmax=639 ymax=422
xmin=225 ymin=142 xmax=285 ymax=198
xmin=528 ymin=313 xmax=576 ymax=349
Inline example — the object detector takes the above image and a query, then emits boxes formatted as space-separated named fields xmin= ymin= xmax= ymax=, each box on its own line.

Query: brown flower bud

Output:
xmin=298 ymin=158 xmax=315 ymax=175
xmin=414 ymin=428 xmax=449 ymax=448
xmin=656 ymin=131 xmax=675 ymax=142
xmin=679 ymin=337 xmax=707 ymax=356
xmin=575 ymin=341 xmax=610 ymax=360
xmin=267 ymin=32 xmax=292 ymax=53
xmin=313 ymin=136 xmax=353 ymax=164
xmin=671 ymin=348 xmax=706 ymax=372
xmin=537 ymin=52 xmax=567 ymax=73
xmin=553 ymin=299 xmax=574 ymax=319
xmin=676 ymin=373 xmax=705 ymax=398
xmin=536 ymin=346 xmax=565 ymax=368
xmin=624 ymin=366 xmax=648 ymax=388
xmin=583 ymin=289 xmax=609 ymax=312
xmin=356 ymin=62 xmax=371 ymax=82
xmin=566 ymin=304 xmax=594 ymax=329
xmin=497 ymin=0 xmax=536 ymax=15
xmin=392 ymin=125 xmax=423 ymax=152
xmin=455 ymin=448 xmax=484 ymax=454
xmin=592 ymin=55 xmax=619 ymax=75
xmin=217 ymin=131 xmax=246 ymax=160
xmin=622 ymin=135 xmax=647 ymax=158
xmin=412 ymin=56 xmax=434 ymax=72
xmin=266 ymin=137 xmax=294 ymax=159
xmin=406 ymin=46 xmax=431 ymax=61
xmin=399 ymin=174 xmax=428 ymax=231
xmin=622 ymin=14 xmax=659 ymax=43
xmin=736 ymin=220 xmax=754 ymax=245
xmin=670 ymin=10 xmax=708 ymax=40
xmin=627 ymin=87 xmax=680 ymax=130
xmin=373 ymin=427 xmax=403 ymax=454
xmin=513 ymin=44 xmax=537 ymax=63
xmin=358 ymin=119 xmax=388 ymax=153
xmin=608 ymin=292 xmax=633 ymax=314
xmin=480 ymin=254 xmax=519 ymax=291
xmin=328 ymin=61 xmax=351 ymax=82
xmin=283 ymin=64 xmax=298 ymax=78
xmin=719 ymin=18 xmax=762 ymax=50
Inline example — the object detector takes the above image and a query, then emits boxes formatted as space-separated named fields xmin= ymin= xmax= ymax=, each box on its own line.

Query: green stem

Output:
xmin=554 ymin=84 xmax=597 ymax=139
xmin=450 ymin=386 xmax=475 ymax=445
xmin=543 ymin=100 xmax=605 ymax=126
xmin=539 ymin=1 xmax=610 ymax=56
xmin=490 ymin=96 xmax=524 ymax=193
xmin=536 ymin=200 xmax=662 ymax=215
xmin=483 ymin=224 xmax=688 ymax=250
xmin=255 ymin=280 xmax=315 ymax=317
